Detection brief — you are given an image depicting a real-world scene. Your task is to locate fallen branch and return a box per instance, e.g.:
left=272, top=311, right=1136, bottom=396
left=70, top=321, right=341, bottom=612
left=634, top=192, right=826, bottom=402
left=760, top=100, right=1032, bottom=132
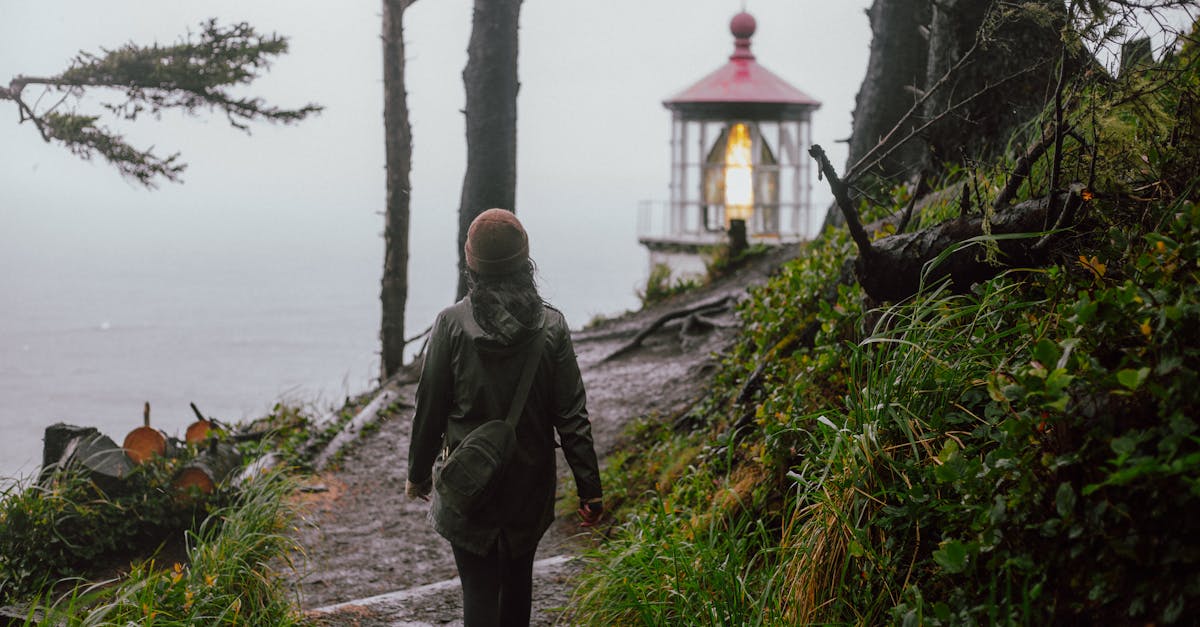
left=688, top=313, right=740, bottom=331
left=313, top=386, right=404, bottom=471
left=856, top=193, right=1076, bottom=302
left=602, top=296, right=735, bottom=362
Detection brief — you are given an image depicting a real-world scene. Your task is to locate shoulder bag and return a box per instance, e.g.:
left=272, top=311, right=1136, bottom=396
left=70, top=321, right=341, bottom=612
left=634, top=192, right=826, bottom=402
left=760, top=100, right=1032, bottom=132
left=435, top=329, right=544, bottom=515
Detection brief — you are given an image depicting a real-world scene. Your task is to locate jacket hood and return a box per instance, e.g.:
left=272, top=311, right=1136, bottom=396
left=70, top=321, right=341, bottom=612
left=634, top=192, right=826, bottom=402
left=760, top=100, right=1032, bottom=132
left=463, top=297, right=546, bottom=352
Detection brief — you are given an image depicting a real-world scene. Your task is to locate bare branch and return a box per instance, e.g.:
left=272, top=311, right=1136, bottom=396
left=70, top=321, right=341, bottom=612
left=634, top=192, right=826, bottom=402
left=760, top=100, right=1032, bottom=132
left=844, top=36, right=983, bottom=182
left=897, top=172, right=926, bottom=234
left=809, top=144, right=874, bottom=262
left=993, top=126, right=1062, bottom=210
left=848, top=61, right=1051, bottom=188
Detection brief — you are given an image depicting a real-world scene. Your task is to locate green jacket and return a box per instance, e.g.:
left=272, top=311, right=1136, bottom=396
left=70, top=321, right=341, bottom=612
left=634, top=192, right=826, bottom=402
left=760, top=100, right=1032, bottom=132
left=407, top=297, right=602, bottom=556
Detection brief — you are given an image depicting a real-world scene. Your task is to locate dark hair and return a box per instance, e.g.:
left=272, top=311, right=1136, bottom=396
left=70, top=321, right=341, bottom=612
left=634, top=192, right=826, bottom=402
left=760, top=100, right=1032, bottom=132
left=467, top=258, right=544, bottom=336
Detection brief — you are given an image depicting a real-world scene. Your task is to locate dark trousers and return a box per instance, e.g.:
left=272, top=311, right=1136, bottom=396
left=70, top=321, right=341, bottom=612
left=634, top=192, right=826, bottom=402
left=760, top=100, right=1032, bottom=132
left=452, top=542, right=537, bottom=627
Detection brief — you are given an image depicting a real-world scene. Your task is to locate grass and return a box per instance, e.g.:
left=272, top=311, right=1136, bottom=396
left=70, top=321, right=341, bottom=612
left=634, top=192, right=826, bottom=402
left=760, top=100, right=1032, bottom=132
left=25, top=469, right=301, bottom=626
left=572, top=183, right=1200, bottom=624
left=573, top=497, right=786, bottom=626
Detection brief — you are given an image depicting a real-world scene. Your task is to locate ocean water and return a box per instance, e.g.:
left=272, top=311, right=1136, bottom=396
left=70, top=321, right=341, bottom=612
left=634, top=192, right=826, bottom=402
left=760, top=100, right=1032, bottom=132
left=0, top=248, right=375, bottom=482
left=1, top=237, right=643, bottom=484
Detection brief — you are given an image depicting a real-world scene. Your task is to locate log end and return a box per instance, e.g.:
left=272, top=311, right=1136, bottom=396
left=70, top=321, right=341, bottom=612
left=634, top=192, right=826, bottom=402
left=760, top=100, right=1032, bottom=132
left=185, top=420, right=214, bottom=444
left=174, top=467, right=216, bottom=496
left=123, top=427, right=166, bottom=464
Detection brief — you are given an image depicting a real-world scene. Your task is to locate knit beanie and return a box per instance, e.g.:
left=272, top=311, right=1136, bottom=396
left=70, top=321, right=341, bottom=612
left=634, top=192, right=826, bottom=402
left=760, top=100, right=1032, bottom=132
left=464, top=208, right=529, bottom=276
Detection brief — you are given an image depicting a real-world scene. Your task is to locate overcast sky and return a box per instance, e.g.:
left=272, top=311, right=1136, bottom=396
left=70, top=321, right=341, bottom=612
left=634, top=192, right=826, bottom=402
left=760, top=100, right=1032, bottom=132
left=1, top=0, right=872, bottom=328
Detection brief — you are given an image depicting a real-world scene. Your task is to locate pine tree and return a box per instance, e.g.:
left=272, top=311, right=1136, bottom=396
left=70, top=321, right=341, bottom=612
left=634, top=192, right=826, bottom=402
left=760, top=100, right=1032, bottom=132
left=0, top=19, right=320, bottom=187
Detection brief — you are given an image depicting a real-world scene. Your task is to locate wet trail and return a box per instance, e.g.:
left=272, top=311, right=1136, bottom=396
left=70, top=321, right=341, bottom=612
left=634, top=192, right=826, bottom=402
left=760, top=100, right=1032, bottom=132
left=294, top=248, right=795, bottom=626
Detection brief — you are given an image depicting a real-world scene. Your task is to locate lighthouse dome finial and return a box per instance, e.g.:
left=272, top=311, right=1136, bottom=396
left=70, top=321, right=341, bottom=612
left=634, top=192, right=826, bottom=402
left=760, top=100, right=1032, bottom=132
left=729, top=12, right=756, bottom=60
left=730, top=11, right=756, bottom=39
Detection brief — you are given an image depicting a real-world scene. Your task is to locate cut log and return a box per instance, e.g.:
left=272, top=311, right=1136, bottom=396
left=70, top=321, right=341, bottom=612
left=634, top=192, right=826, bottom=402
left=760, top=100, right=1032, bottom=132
left=41, top=426, right=134, bottom=495
left=123, top=402, right=166, bottom=464
left=185, top=420, right=214, bottom=444
left=312, top=386, right=401, bottom=471
left=186, top=402, right=216, bottom=443
left=173, top=442, right=241, bottom=496
left=41, top=423, right=99, bottom=479
left=233, top=452, right=279, bottom=487
left=123, top=427, right=166, bottom=464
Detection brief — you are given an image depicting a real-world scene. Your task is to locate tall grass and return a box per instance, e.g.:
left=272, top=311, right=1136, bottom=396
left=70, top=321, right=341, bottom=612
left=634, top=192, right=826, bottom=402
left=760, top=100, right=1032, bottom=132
left=573, top=31, right=1200, bottom=621
left=29, top=470, right=301, bottom=626
left=573, top=273, right=1055, bottom=624
left=573, top=493, right=785, bottom=626
left=778, top=276, right=1042, bottom=623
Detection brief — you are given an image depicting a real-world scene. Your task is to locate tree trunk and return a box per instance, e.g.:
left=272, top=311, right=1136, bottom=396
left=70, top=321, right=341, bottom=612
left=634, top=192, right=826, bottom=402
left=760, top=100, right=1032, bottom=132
left=827, top=0, right=1068, bottom=229
left=455, top=0, right=523, bottom=300
left=826, top=0, right=930, bottom=229
left=381, top=0, right=417, bottom=378
left=920, top=0, right=1066, bottom=172
left=174, top=442, right=241, bottom=496
left=846, top=0, right=932, bottom=180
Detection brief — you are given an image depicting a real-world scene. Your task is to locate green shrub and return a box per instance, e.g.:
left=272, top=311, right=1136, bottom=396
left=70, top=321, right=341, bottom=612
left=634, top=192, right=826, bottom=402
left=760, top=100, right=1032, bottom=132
left=30, top=470, right=301, bottom=626
left=0, top=456, right=233, bottom=604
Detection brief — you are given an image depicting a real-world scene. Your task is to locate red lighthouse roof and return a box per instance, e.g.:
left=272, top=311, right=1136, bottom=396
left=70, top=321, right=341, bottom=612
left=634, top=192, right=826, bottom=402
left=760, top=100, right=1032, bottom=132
left=664, top=12, right=820, bottom=118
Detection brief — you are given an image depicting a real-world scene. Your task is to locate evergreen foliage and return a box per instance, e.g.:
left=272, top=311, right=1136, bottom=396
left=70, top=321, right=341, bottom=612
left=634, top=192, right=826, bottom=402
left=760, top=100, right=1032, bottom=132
left=2, top=19, right=320, bottom=186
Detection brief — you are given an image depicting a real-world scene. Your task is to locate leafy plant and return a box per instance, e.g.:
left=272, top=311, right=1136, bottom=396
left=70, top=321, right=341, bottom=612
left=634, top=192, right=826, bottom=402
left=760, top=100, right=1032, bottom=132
left=574, top=19, right=1200, bottom=623
left=0, top=455, right=234, bottom=604
left=29, top=470, right=301, bottom=626
left=638, top=263, right=702, bottom=306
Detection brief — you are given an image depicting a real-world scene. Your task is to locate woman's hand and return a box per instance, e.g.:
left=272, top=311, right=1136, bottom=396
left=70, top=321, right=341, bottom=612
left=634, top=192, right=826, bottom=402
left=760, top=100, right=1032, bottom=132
left=406, top=477, right=432, bottom=501
left=577, top=497, right=604, bottom=527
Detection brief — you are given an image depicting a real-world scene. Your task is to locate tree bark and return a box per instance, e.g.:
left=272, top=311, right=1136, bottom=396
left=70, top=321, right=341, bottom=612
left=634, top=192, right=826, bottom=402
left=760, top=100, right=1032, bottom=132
left=826, top=0, right=930, bottom=229
left=381, top=0, right=417, bottom=378
left=844, top=0, right=931, bottom=182
left=920, top=0, right=1066, bottom=172
left=827, top=0, right=1068, bottom=228
left=456, top=0, right=523, bottom=300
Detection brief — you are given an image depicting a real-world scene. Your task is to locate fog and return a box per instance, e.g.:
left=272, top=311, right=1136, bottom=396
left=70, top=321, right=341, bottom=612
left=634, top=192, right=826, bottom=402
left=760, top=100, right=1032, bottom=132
left=1, top=1, right=869, bottom=317
left=0, top=1, right=871, bottom=476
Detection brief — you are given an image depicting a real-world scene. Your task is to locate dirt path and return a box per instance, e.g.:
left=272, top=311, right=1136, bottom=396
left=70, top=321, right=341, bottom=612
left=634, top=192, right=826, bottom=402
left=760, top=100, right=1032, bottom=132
left=294, top=249, right=795, bottom=626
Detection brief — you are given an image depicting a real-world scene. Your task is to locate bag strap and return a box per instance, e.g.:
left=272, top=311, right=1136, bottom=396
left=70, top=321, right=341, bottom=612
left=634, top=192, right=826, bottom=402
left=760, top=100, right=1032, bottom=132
left=504, top=328, right=545, bottom=429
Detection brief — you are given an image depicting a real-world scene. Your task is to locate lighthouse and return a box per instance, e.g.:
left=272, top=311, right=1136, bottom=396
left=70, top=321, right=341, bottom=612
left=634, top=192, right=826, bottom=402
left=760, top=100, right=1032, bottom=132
left=639, top=11, right=821, bottom=277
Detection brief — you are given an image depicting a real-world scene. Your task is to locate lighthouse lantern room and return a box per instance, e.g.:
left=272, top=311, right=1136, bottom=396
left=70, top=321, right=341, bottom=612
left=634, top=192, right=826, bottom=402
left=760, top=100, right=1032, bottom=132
left=640, top=11, right=821, bottom=275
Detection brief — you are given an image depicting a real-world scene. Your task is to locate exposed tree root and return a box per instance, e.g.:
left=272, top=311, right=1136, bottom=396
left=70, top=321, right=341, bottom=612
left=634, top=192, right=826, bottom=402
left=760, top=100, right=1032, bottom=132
left=601, top=296, right=735, bottom=362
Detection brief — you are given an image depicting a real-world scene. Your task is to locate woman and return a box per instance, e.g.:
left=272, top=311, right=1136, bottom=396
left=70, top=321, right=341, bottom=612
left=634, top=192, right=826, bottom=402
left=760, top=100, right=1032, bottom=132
left=406, top=208, right=603, bottom=626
